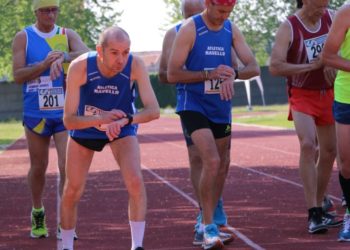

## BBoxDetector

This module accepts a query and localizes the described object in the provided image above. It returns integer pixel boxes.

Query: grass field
[233,104,294,129]
[0,105,293,151]
[0,119,23,151]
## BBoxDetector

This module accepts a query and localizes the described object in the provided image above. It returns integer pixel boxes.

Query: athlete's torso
[70,52,137,139]
[335,27,350,103]
[287,10,332,90]
[23,25,69,118]
[176,14,233,123]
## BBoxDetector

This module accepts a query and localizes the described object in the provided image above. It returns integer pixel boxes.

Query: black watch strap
[126,113,133,126]
[234,69,239,80]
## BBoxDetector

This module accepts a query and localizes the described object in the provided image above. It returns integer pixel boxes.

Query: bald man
[158,0,234,247]
[59,26,160,250]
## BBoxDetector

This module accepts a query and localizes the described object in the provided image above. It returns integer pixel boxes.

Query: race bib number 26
[304,34,327,62]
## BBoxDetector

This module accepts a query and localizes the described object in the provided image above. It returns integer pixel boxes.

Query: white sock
[61,228,75,250]
[129,221,145,250]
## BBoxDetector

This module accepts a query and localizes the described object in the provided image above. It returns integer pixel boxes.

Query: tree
[0,0,121,80]
[162,0,347,65]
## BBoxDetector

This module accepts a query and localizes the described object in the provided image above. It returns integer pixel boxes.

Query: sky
[117,0,170,52]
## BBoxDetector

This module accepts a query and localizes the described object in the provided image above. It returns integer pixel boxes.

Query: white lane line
[141,130,341,202]
[232,163,341,202]
[142,165,265,250]
[233,141,299,157]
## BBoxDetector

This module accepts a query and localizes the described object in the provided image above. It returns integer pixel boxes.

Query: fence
[0,66,288,121]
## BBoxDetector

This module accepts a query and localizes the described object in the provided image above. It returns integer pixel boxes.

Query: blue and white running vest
[176,15,233,124]
[70,52,138,139]
[23,25,67,118]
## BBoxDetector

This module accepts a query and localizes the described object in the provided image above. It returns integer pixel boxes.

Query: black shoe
[134,248,144,250]
[308,208,328,234]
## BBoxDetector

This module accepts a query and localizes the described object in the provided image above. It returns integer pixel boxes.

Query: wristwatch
[126,113,133,126]
[234,69,239,80]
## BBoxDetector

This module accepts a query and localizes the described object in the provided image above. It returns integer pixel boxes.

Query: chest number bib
[204,68,223,94]
[304,34,327,62]
[38,87,64,110]
[204,79,223,94]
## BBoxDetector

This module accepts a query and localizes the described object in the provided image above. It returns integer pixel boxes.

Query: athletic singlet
[286,10,332,90]
[70,52,137,139]
[176,14,233,124]
[334,27,350,104]
[23,25,68,118]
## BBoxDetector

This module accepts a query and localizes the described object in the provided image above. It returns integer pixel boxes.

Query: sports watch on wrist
[126,113,133,126]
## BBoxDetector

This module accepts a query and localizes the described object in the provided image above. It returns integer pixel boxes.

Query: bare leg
[25,127,50,209]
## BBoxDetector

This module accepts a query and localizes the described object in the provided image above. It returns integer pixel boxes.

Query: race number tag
[304,34,327,62]
[204,79,222,94]
[38,87,64,110]
[84,105,108,131]
[204,67,222,94]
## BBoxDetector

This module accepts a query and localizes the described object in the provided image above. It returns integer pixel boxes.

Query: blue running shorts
[23,116,66,136]
[333,101,350,125]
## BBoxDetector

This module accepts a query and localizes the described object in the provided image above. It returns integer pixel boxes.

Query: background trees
[0,0,121,80]
[163,0,347,65]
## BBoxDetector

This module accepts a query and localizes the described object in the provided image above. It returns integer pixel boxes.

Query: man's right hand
[309,57,323,71]
[209,65,234,80]
[44,51,63,68]
[99,109,126,125]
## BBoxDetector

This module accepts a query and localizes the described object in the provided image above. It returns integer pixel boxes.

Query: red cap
[211,0,236,6]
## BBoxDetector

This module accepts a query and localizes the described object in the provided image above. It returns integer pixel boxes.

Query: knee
[300,140,317,157]
[127,176,145,197]
[62,183,83,204]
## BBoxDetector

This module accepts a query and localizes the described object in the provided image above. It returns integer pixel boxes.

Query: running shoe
[57,225,78,240]
[213,198,228,226]
[193,230,234,246]
[338,213,350,241]
[30,208,48,238]
[308,209,328,234]
[194,210,202,233]
[202,224,224,250]
[322,213,343,228]
[194,199,228,232]
[322,196,337,216]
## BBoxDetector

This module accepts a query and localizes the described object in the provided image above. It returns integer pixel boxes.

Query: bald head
[181,0,205,19]
[98,26,130,48]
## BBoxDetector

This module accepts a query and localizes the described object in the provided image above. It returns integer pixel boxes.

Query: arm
[65,29,90,62]
[167,20,202,83]
[105,55,160,141]
[322,5,350,72]
[12,31,62,84]
[269,21,321,76]
[158,27,177,84]
[232,23,260,79]
[131,56,160,123]
[63,54,124,130]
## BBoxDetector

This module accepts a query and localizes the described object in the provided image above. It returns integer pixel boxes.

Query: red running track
[0,116,347,250]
